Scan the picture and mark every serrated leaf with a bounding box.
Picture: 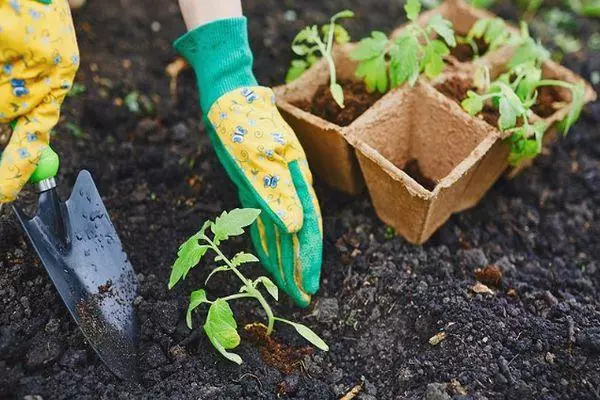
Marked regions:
[350,31,389,61]
[461,91,484,115]
[169,237,209,289]
[422,40,448,78]
[428,14,456,47]
[405,0,422,21]
[280,320,329,351]
[231,252,260,267]
[286,60,309,83]
[211,208,261,242]
[390,34,420,87]
[186,289,209,329]
[204,299,241,363]
[355,55,388,93]
[255,276,279,300]
[330,83,345,108]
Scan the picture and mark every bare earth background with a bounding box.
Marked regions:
[1,0,599,399]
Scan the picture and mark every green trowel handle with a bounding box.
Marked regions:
[30,146,60,184]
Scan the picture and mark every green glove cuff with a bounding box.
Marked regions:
[173,17,257,112]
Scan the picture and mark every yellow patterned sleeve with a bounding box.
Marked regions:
[0,0,79,203]
[207,86,315,233]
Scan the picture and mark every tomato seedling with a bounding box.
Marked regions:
[168,208,328,364]
[286,10,354,108]
[350,0,456,93]
[462,61,585,165]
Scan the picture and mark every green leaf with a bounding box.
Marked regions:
[231,252,260,267]
[293,27,314,45]
[321,24,351,44]
[204,299,242,364]
[292,44,310,56]
[427,14,456,47]
[186,289,209,329]
[331,9,355,20]
[205,265,230,285]
[461,91,484,115]
[330,83,345,108]
[498,97,517,130]
[355,55,388,93]
[333,25,351,44]
[405,0,422,21]
[560,81,586,134]
[124,92,141,113]
[350,31,389,61]
[211,208,261,242]
[390,34,420,87]
[168,235,209,289]
[255,276,279,300]
[422,40,449,78]
[468,18,490,39]
[279,320,329,351]
[286,60,309,83]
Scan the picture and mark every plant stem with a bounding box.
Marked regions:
[252,287,275,334]
[221,293,254,302]
[204,237,250,287]
[203,235,275,334]
[535,80,574,90]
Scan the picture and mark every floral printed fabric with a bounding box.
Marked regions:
[208,86,321,234]
[0,0,79,203]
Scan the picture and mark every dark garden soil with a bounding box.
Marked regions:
[532,85,564,118]
[449,38,489,63]
[435,77,502,127]
[295,80,382,127]
[1,1,600,399]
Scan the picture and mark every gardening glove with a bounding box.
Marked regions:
[174,17,323,307]
[0,0,79,204]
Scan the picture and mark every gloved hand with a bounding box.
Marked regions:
[174,18,323,307]
[0,0,79,203]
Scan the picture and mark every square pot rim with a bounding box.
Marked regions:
[352,79,502,199]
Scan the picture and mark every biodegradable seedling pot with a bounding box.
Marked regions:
[275,44,373,195]
[351,0,596,244]
[277,0,596,244]
[350,80,503,244]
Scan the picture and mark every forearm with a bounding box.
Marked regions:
[178,0,243,30]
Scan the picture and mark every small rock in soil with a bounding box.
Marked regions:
[577,327,600,353]
[423,383,451,400]
[312,297,339,323]
[59,349,87,369]
[171,122,189,141]
[457,249,489,269]
[277,372,300,396]
[25,335,62,369]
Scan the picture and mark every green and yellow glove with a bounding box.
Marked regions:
[0,0,79,204]
[174,18,323,307]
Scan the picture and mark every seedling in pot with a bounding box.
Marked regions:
[168,208,328,364]
[351,0,456,93]
[286,10,354,108]
[462,59,585,165]
[457,17,518,58]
